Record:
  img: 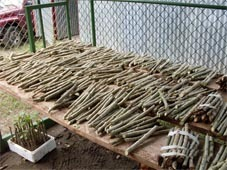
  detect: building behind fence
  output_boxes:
[78,0,227,74]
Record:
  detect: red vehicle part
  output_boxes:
[0,0,32,47]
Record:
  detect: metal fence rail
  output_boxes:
[78,0,227,74]
[25,1,72,52]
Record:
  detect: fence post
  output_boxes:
[90,0,96,46]
[65,0,72,40]
[37,0,46,48]
[25,7,36,53]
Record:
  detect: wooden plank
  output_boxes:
[1,78,226,168]
[0,80,164,169]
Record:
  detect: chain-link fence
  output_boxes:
[78,0,227,74]
[0,0,78,54]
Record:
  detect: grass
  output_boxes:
[18,39,45,52]
[0,39,44,55]
[0,90,39,135]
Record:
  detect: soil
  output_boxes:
[0,124,140,170]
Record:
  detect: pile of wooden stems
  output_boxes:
[0,40,225,154]
[191,92,224,123]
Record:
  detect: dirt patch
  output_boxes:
[0,124,140,170]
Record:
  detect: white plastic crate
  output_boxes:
[7,135,56,163]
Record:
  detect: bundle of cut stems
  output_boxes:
[0,40,225,155]
[159,124,199,170]
[191,92,224,123]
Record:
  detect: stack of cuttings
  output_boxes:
[63,81,169,152]
[142,58,217,82]
[159,124,199,169]
[144,81,214,122]
[190,92,224,123]
[142,80,217,125]
[208,144,227,169]
[216,75,227,92]
[0,41,222,133]
[211,104,227,136]
[196,134,214,170]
